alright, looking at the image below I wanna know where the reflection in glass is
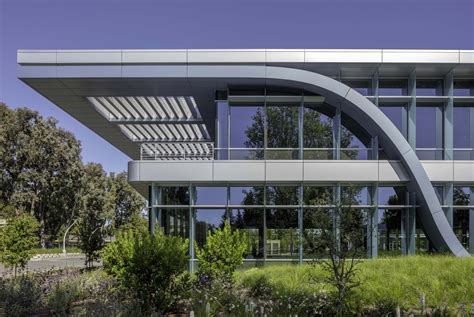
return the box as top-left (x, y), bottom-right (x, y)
top-left (229, 186), bottom-right (264, 205)
top-left (194, 187), bottom-right (227, 205)
top-left (380, 104), bottom-right (407, 137)
top-left (161, 208), bottom-right (189, 238)
top-left (194, 209), bottom-right (227, 247)
top-left (416, 80), bottom-right (443, 96)
top-left (159, 186), bottom-right (190, 205)
top-left (230, 105), bottom-right (264, 159)
top-left (266, 186), bottom-right (299, 205)
top-left (416, 106), bottom-right (441, 148)
top-left (453, 187), bottom-right (471, 249)
top-left (217, 102), bottom-right (229, 159)
top-left (453, 106), bottom-right (473, 159)
top-left (379, 80), bottom-right (408, 96)
top-left (303, 186), bottom-right (334, 205)
top-left (341, 186), bottom-right (370, 206)
top-left (265, 104), bottom-right (299, 159)
top-left (230, 208), bottom-right (264, 259)
top-left (302, 208), bottom-right (331, 258)
top-left (341, 113), bottom-right (371, 160)
top-left (378, 209), bottom-right (402, 256)
top-left (266, 208), bottom-right (299, 259)
top-left (303, 104), bottom-right (334, 159)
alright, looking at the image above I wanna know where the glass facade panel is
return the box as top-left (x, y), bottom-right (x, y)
top-left (229, 104), bottom-right (265, 159)
top-left (229, 186), bottom-right (264, 205)
top-left (303, 104), bottom-right (334, 159)
top-left (379, 104), bottom-right (407, 137)
top-left (453, 187), bottom-right (471, 249)
top-left (194, 186), bottom-right (227, 205)
top-left (453, 106), bottom-right (474, 159)
top-left (416, 80), bottom-right (443, 96)
top-left (378, 209), bottom-right (402, 256)
top-left (379, 80), bottom-right (408, 96)
top-left (266, 208), bottom-right (299, 259)
top-left (230, 208), bottom-right (264, 259)
top-left (266, 186), bottom-right (300, 205)
top-left (159, 186), bottom-right (190, 205)
top-left (416, 105), bottom-right (443, 159)
top-left (341, 114), bottom-right (371, 160)
top-left (194, 208), bottom-right (227, 247)
top-left (453, 80), bottom-right (474, 96)
top-left (161, 208), bottom-right (189, 238)
top-left (265, 104), bottom-right (299, 159)
top-left (303, 186), bottom-right (334, 205)
top-left (302, 208), bottom-right (331, 258)
top-left (216, 101), bottom-right (229, 159)
top-left (342, 186), bottom-right (370, 206)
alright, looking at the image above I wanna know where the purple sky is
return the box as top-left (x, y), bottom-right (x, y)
top-left (0, 0), bottom-right (473, 173)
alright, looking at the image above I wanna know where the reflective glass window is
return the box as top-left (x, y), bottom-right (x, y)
top-left (265, 103), bottom-right (299, 159)
top-left (161, 208), bottom-right (189, 238)
top-left (230, 208), bottom-right (264, 259)
top-left (416, 80), bottom-right (443, 96)
top-left (194, 186), bottom-right (227, 205)
top-left (159, 186), bottom-right (190, 205)
top-left (266, 186), bottom-right (299, 205)
top-left (378, 209), bottom-right (402, 256)
top-left (229, 186), bottom-right (264, 205)
top-left (303, 186), bottom-right (334, 205)
top-left (194, 209), bottom-right (227, 247)
top-left (379, 104), bottom-right (407, 137)
top-left (379, 80), bottom-right (408, 96)
top-left (303, 103), bottom-right (334, 160)
top-left (342, 186), bottom-right (370, 206)
top-left (266, 208), bottom-right (299, 259)
top-left (229, 104), bottom-right (264, 159)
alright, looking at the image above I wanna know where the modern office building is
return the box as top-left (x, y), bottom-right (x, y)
top-left (18, 49), bottom-right (474, 266)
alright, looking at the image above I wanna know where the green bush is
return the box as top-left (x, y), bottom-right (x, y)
top-left (1, 275), bottom-right (43, 317)
top-left (196, 221), bottom-right (248, 283)
top-left (102, 229), bottom-right (189, 314)
top-left (0, 213), bottom-right (39, 275)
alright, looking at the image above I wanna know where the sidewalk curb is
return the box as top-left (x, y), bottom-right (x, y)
top-left (31, 253), bottom-right (84, 260)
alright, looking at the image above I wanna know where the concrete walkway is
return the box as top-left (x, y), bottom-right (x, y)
top-left (0, 254), bottom-right (87, 274)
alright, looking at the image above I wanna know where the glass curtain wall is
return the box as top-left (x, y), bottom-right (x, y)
top-left (453, 105), bottom-right (474, 160)
top-left (219, 90), bottom-right (375, 160)
top-left (150, 184), bottom-right (422, 262)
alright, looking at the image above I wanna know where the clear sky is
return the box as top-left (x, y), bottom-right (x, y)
top-left (0, 0), bottom-right (473, 173)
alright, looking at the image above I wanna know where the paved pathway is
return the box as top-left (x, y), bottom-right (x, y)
top-left (0, 255), bottom-right (87, 274)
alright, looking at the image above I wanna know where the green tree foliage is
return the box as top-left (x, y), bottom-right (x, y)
top-left (196, 221), bottom-right (248, 283)
top-left (0, 103), bottom-right (83, 247)
top-left (77, 163), bottom-right (113, 268)
top-left (108, 172), bottom-right (145, 229)
top-left (102, 229), bottom-right (189, 314)
top-left (0, 213), bottom-right (39, 276)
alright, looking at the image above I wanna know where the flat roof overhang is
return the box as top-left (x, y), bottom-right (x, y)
top-left (17, 49), bottom-right (474, 159)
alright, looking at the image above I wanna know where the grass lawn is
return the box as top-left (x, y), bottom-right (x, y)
top-left (236, 255), bottom-right (474, 313)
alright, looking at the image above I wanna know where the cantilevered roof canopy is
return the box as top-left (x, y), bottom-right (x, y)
top-left (17, 49), bottom-right (474, 159)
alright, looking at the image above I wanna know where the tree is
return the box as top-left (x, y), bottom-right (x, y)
top-left (108, 172), bottom-right (145, 229)
top-left (77, 163), bottom-right (113, 268)
top-left (196, 221), bottom-right (248, 283)
top-left (0, 213), bottom-right (39, 276)
top-left (307, 188), bottom-right (364, 316)
top-left (102, 229), bottom-right (189, 314)
top-left (0, 103), bottom-right (83, 247)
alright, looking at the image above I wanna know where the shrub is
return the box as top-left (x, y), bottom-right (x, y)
top-left (102, 229), bottom-right (189, 314)
top-left (196, 221), bottom-right (248, 283)
top-left (1, 275), bottom-right (43, 317)
top-left (0, 213), bottom-right (39, 276)
top-left (47, 279), bottom-right (79, 317)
